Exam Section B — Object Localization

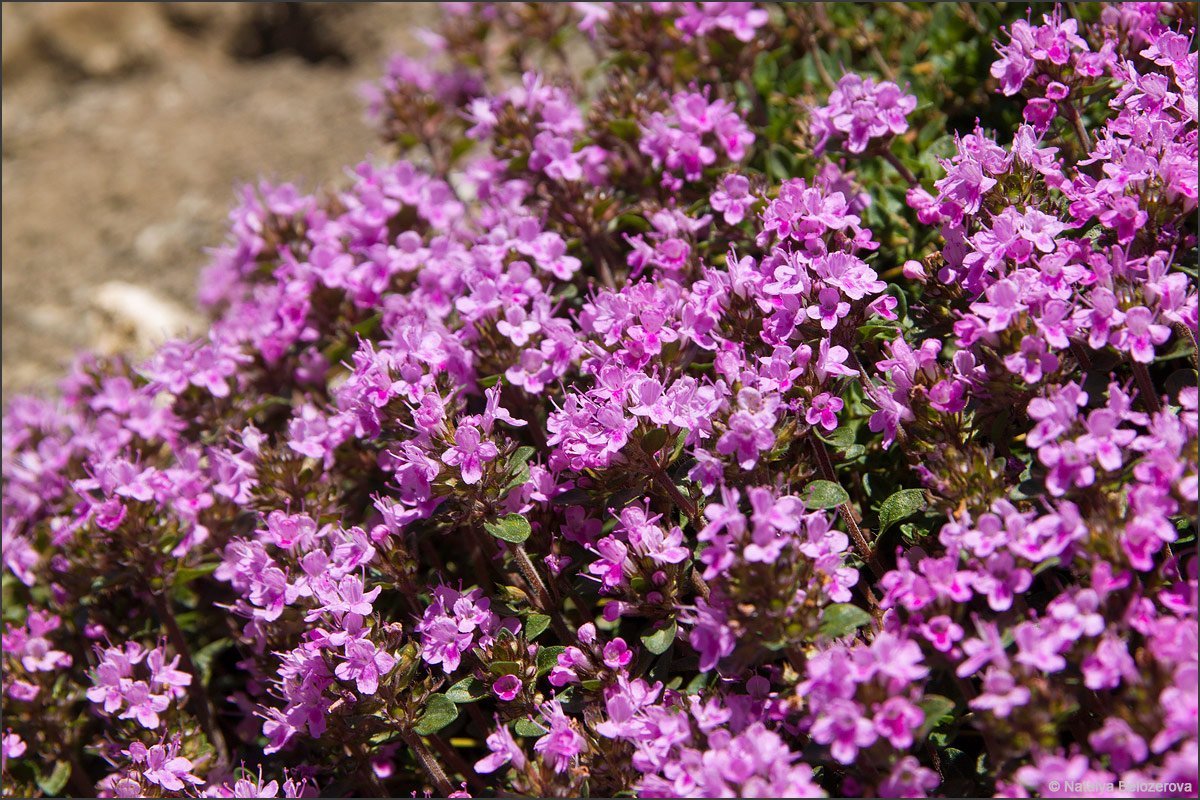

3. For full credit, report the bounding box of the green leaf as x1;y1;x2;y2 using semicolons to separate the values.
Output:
607;118;640;140
484;514;531;543
801;480;850;510
1155;336;1198;363
818;603;871;639
886;282;909;322
37;760;71;796
488;660;522;677
524;613;551;641
193;637;233;687
641;620;677;655
445;676;488;704
245;394;293;418
670;429;689;463
509;445;536;467
503;448;535;492
685;671;714;694
610;213;651;234
917;694;957;741
369;731;404;746
640;427;669;455
351;313;382;337
765;144;794;182
1031;556;1062;576
174;562;218;585
815;426;856;449
537;645;566;676
878;489;927;536
414;693;459;735
513;718;549;737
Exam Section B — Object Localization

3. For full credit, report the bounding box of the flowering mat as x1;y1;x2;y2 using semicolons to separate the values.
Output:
2;3;1197;798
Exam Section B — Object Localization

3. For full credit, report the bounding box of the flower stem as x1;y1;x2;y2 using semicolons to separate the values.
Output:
151;589;230;772
429;734;487;795
1176;323;1199;371
513;542;573;641
643;451;700;530
1130;361;1163;414
352;740;389;797
403;733;454;797
881;148;919;188
1062;100;1092;152
811;437;884;579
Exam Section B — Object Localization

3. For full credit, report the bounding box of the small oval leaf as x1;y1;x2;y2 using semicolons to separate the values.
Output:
878;489;927;536
487;660;522;677
818;603;871;640
537;645;567;676
802;480;850;510
37;761;71;796
414;694;459;735
513;718;549;737
524;613;551;641
641;620;677;655
485;514;531;543
445;677;488;704
640;427;669;454
916;694;957;741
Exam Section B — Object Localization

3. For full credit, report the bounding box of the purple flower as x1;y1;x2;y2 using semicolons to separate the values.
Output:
810;698;878;765
1;731;25;765
147;648;191;701
920;616;964;653
1014;620;1068;673
534;701;586;773
716;389;778;469
493;674;523;702
711;173;753;225
441;424;499;485
1003;336;1059;384
639;89;753;184
417;586;504;674
811;73;917;154
974;552;1033;611
1081;635;1138;690
1117;306;1172;363
1099;196;1149;244
496;306;541;347
970;668;1031;718
475;721;527;774
118;681;170;730
603;638;634;669
134;741;202;792
873;696;925;749
805;393;844;431
1089;717;1149;772
807;287;852;331
530;132;585;182
879;756;940;798
334;639;396;695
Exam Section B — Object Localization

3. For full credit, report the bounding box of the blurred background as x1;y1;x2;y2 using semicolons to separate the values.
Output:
2;2;435;398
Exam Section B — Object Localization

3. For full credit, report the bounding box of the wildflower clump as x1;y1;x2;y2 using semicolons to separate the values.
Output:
2;3;1197;798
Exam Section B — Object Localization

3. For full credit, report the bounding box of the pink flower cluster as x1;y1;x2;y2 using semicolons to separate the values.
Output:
810;73;918;155
1;3;1196;798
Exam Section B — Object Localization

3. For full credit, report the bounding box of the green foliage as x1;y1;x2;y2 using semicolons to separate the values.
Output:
801;480;851;509
484;514;532;543
819;603;872;639
414;694;459;735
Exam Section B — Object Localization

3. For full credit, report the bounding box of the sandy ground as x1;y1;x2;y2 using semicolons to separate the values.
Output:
2;3;437;399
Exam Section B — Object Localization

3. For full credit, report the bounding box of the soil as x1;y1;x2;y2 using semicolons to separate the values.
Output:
2;3;437;399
